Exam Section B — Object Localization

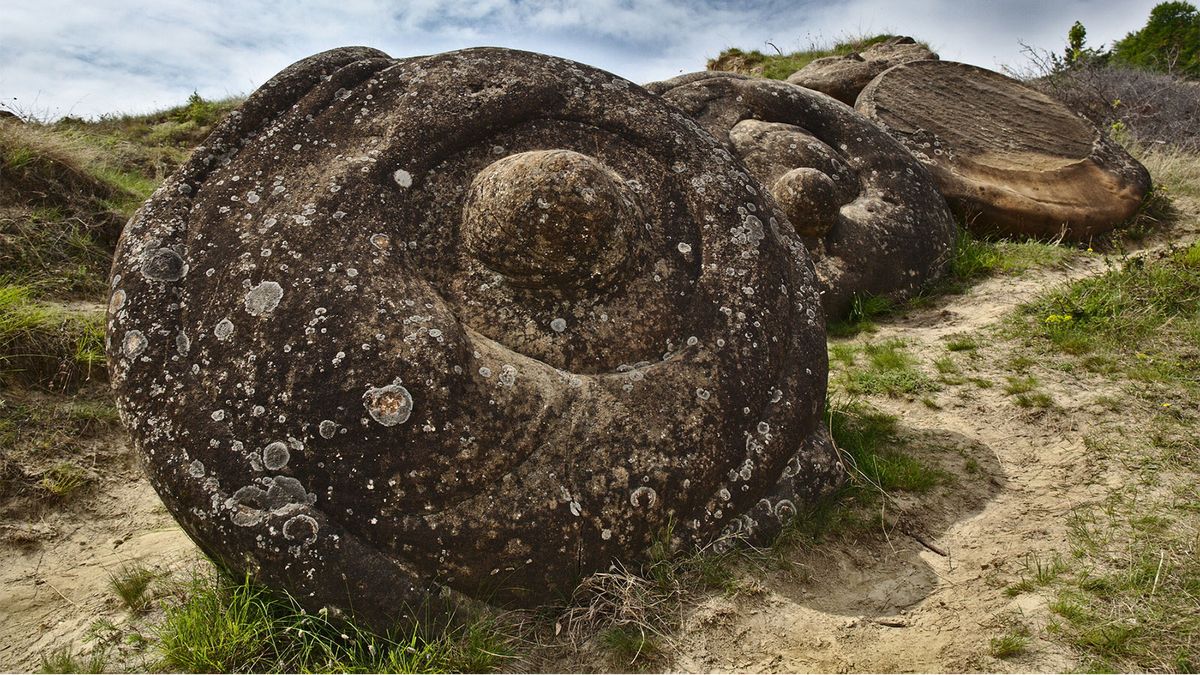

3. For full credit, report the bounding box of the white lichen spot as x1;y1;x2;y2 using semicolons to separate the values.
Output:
319;420;338;439
211;409;226;422
122;330;147;359
695;388;711;401
214;318;234;341
244;280;283;316
601;528;612;540
370;233;390;251
363;384;413;426
392;169;413;188
282;514;319;544
108;288;126;313
676;242;692;255
188;460;205;478
263;441;290;470
498;365;517;387
757;421;770;435
550;318;567;333
175;332;191;356
479;366;492;378
246;191;260;204
630;486;658;508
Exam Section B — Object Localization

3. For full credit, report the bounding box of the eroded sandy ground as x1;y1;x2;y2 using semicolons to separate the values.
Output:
664;209;1200;673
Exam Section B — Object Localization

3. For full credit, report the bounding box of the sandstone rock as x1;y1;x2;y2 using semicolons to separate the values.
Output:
857;60;1152;240
647;72;957;318
786;36;937;105
107;47;841;627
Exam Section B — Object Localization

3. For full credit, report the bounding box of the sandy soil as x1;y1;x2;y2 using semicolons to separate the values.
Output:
0;383;200;671
662;209;1200;673
2;206;1196;673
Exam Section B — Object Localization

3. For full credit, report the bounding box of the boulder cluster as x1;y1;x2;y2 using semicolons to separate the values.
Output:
106;43;1149;627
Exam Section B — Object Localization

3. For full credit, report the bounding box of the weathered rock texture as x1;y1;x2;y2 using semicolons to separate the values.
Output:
647;72;957;318
106;47;841;626
786;36;937;105
857;60;1152;240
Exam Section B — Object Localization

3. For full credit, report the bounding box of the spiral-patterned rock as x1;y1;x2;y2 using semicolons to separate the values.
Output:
106;47;841;626
647;72;957;318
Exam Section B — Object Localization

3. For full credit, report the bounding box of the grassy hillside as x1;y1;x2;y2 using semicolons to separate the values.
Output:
707;34;912;79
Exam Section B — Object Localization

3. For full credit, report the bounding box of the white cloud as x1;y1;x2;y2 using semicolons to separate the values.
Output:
0;0;1164;119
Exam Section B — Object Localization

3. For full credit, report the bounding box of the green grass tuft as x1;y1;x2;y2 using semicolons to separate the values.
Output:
154;571;512;673
945;334;978;352
0;284;106;387
600;624;660;667
38;645;106;674
39;462;88;498
949;228;1082;286
827;294;894;337
109;564;159;613
831;339;938;397
989;631;1030;659
828;398;945;494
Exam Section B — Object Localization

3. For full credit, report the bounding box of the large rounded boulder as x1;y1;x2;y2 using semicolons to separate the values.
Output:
106;47;841;626
857;60;1151;240
647;72;956;318
786;36;937;106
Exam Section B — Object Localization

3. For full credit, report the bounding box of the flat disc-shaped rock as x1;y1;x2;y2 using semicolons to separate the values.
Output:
857;60;1151;240
647;72;956;318
786;36;937;106
106;47;840;627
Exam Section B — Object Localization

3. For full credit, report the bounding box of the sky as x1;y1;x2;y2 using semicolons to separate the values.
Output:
0;0;1164;120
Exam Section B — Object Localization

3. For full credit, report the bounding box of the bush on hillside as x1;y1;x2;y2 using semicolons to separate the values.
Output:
1030;64;1200;151
707;34;906;80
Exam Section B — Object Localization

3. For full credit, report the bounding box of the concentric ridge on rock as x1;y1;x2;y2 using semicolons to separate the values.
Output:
107;47;842;627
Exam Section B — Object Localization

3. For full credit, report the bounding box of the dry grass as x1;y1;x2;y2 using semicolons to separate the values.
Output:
0;285;105;387
707;34;910;80
1133;144;1200;199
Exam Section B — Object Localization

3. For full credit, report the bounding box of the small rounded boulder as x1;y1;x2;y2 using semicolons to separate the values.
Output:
647;72;957;318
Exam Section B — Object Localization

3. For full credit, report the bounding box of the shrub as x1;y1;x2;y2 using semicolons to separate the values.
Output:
1028;63;1200;151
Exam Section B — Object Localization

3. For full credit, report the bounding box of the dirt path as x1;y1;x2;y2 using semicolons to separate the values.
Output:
665;215;1200;673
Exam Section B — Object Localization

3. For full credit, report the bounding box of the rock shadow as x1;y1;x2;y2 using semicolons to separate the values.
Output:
765;423;1006;618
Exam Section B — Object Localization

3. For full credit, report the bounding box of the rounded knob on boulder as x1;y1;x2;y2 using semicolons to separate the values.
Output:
772;167;841;237
462;149;636;290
